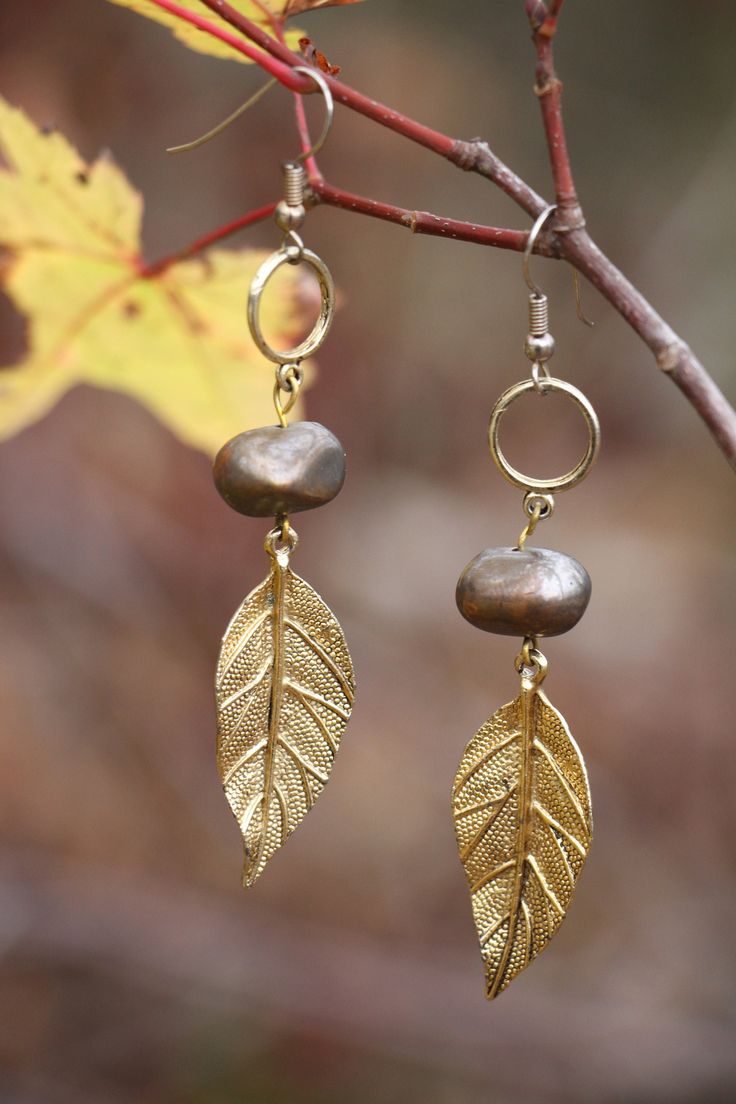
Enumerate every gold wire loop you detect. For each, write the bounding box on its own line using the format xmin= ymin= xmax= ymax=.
xmin=272 ymin=363 xmax=303 ymax=427
xmin=516 ymin=494 xmax=554 ymax=549
xmin=277 ymin=514 xmax=291 ymax=542
xmin=264 ymin=519 xmax=299 ymax=560
xmin=488 ymin=375 xmax=600 ymax=494
xmin=520 ymin=636 xmax=537 ymax=668
xmin=523 ymin=490 xmax=555 ymax=520
xmin=291 ymin=66 xmax=334 ymax=164
xmin=517 ymin=501 xmax=542 ymax=550
xmin=276 ymin=362 xmax=303 ymax=391
xmin=514 ymin=639 xmax=548 ymax=686
xmin=248 ymin=245 xmax=335 ymax=365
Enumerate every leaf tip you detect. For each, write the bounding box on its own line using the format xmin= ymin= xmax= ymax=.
xmin=242 ymin=852 xmax=262 ymax=889
xmin=484 ymin=968 xmax=505 ymax=1001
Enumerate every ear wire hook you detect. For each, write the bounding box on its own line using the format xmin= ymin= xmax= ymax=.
xmin=166 ymin=77 xmax=277 ymax=155
xmin=290 ymin=65 xmax=334 ymax=163
xmin=523 ymin=204 xmax=595 ymax=326
xmin=523 ymin=205 xmax=556 ymax=297
xmin=572 ymin=269 xmax=595 ymax=327
xmin=164 ymin=64 xmax=333 ymax=159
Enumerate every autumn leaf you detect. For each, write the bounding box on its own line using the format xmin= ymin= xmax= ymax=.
xmin=104 ymin=0 xmax=305 ymax=62
xmin=284 ymin=0 xmax=364 ymax=16
xmin=0 ymin=98 xmax=309 ymax=455
xmin=298 ymin=36 xmax=342 ymax=76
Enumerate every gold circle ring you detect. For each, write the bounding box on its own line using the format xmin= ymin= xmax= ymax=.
xmin=247 ymin=246 xmax=335 ymax=365
xmin=488 ymin=376 xmax=600 ymax=493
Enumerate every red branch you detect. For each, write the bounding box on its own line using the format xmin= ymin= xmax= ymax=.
xmin=197 ymin=2 xmax=527 ymax=187
xmin=139 ymin=190 xmax=535 ymax=274
xmin=524 ymin=0 xmax=736 ymax=460
xmin=138 ymin=202 xmax=277 ymax=277
xmin=133 ymin=0 xmax=736 ymax=465
xmin=526 ymin=0 xmax=579 ymax=221
xmin=143 ymin=0 xmax=304 ymax=86
xmin=537 ymin=0 xmax=565 ymax=37
xmin=311 ymin=182 xmax=533 ymax=252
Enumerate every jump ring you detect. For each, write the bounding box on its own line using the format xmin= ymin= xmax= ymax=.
xmin=276 ymin=362 xmax=303 ymax=391
xmin=273 ymin=380 xmax=300 ymax=426
xmin=514 ymin=643 xmax=548 ymax=686
xmin=248 ymin=246 xmax=335 ymax=365
xmin=488 ymin=375 xmax=600 ymax=494
xmin=264 ymin=522 xmax=299 ymax=559
xmin=523 ymin=491 xmax=555 ymax=519
xmin=516 ymin=500 xmax=543 ymax=551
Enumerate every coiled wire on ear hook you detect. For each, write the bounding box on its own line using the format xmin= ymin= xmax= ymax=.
xmin=273 ymin=65 xmax=334 ymax=225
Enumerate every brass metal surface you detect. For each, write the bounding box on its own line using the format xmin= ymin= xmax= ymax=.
xmin=213 ymin=421 xmax=346 ymax=518
xmin=517 ymin=492 xmax=554 ymax=550
xmin=488 ymin=375 xmax=600 ymax=494
xmin=215 ymin=542 xmax=355 ymax=887
xmin=247 ymin=245 xmax=335 ymax=366
xmin=455 ymin=547 xmax=592 ymax=637
xmin=272 ymin=363 xmax=303 ymax=427
xmin=452 ymin=656 xmax=592 ymax=998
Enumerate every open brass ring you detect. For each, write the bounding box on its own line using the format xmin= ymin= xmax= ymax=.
xmin=247 ymin=246 xmax=335 ymax=365
xmin=264 ymin=522 xmax=299 ymax=558
xmin=488 ymin=375 xmax=600 ymax=493
xmin=514 ymin=643 xmax=548 ymax=686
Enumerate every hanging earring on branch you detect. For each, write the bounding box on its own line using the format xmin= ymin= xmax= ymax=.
xmin=212 ymin=69 xmax=355 ymax=888
xmin=452 ymin=207 xmax=600 ymax=999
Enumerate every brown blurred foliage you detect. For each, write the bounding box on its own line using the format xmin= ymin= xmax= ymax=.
xmin=0 ymin=2 xmax=735 ymax=1102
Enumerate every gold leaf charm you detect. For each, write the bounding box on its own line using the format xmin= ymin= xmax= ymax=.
xmin=215 ymin=538 xmax=355 ymax=887
xmin=452 ymin=651 xmax=592 ymax=998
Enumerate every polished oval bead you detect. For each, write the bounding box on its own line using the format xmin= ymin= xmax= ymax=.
xmin=456 ymin=547 xmax=591 ymax=637
xmin=213 ymin=421 xmax=346 ymax=517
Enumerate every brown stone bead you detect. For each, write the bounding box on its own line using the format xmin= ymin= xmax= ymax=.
xmin=456 ymin=547 xmax=591 ymax=637
xmin=213 ymin=421 xmax=346 ymax=517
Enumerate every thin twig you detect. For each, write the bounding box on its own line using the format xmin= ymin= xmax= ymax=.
xmin=144 ymin=0 xmax=306 ymax=86
xmin=138 ymin=202 xmax=277 ymax=277
xmin=524 ymin=0 xmax=736 ymax=462
xmin=143 ymin=0 xmax=736 ymax=464
xmin=139 ymin=188 xmax=537 ymax=274
xmin=311 ymin=182 xmax=535 ymax=251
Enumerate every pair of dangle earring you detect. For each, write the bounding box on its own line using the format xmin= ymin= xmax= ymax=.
xmin=453 ymin=207 xmax=600 ymax=998
xmin=209 ymin=91 xmax=600 ymax=1005
xmin=212 ymin=70 xmax=355 ymax=888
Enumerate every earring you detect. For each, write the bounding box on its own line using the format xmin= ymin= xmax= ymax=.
xmin=212 ymin=69 xmax=355 ymax=888
xmin=452 ymin=207 xmax=600 ymax=999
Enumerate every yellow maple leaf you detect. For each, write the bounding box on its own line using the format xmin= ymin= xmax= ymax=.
xmin=0 ymin=98 xmax=308 ymax=455
xmin=104 ymin=0 xmax=305 ymax=61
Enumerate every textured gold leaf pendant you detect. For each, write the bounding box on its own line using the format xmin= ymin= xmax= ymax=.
xmin=216 ymin=542 xmax=355 ymax=887
xmin=453 ymin=653 xmax=592 ymax=998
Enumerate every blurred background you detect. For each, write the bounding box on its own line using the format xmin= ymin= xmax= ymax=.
xmin=1 ymin=2 xmax=735 ymax=1102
